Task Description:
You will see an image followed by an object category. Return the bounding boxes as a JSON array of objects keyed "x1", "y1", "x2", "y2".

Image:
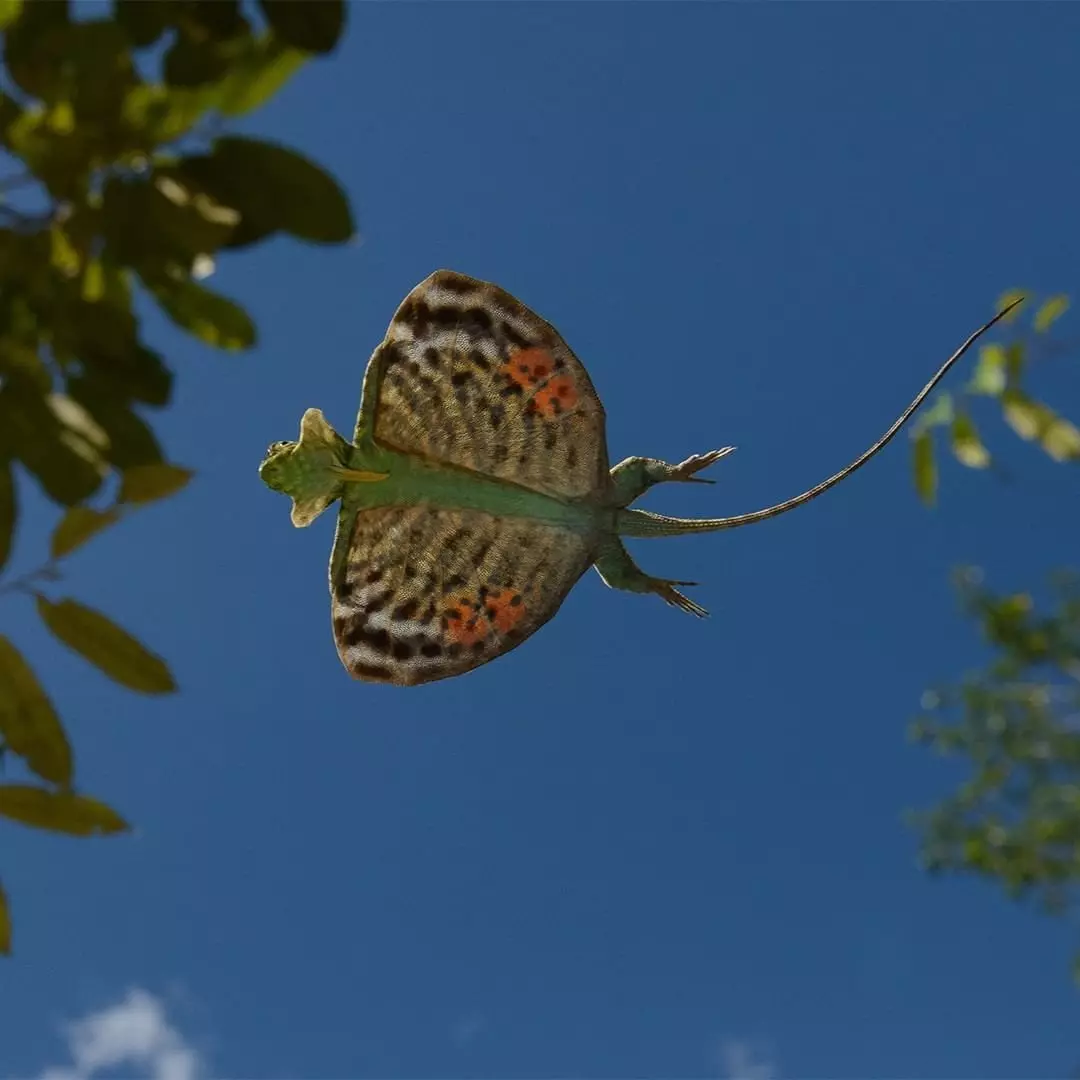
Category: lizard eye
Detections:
[{"x1": 266, "y1": 440, "x2": 290, "y2": 456}]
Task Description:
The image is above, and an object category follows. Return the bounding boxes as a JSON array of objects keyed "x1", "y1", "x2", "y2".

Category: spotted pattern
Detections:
[
  {"x1": 331, "y1": 504, "x2": 595, "y2": 685},
  {"x1": 356, "y1": 270, "x2": 610, "y2": 501}
]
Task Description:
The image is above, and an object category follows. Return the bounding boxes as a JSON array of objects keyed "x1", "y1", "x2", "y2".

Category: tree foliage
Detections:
[
  {"x1": 907, "y1": 292, "x2": 1080, "y2": 980},
  {"x1": 0, "y1": 0, "x2": 352, "y2": 954}
]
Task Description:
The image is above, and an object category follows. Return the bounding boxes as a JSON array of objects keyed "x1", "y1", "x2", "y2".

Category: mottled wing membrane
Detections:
[
  {"x1": 360, "y1": 270, "x2": 610, "y2": 500},
  {"x1": 331, "y1": 504, "x2": 594, "y2": 686}
]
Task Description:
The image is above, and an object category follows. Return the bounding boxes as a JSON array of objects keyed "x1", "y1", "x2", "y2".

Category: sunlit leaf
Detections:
[
  {"x1": 1041, "y1": 415, "x2": 1080, "y2": 463},
  {"x1": 911, "y1": 391, "x2": 953, "y2": 437},
  {"x1": 0, "y1": 460, "x2": 14, "y2": 573},
  {"x1": 216, "y1": 33, "x2": 306, "y2": 116},
  {"x1": 997, "y1": 289, "x2": 1027, "y2": 323},
  {"x1": 35, "y1": 597, "x2": 176, "y2": 694},
  {"x1": 913, "y1": 429, "x2": 937, "y2": 507},
  {"x1": 1000, "y1": 392, "x2": 1080, "y2": 460},
  {"x1": 259, "y1": 0, "x2": 345, "y2": 54},
  {"x1": 0, "y1": 785, "x2": 128, "y2": 836},
  {"x1": 950, "y1": 411, "x2": 991, "y2": 469},
  {"x1": 967, "y1": 344, "x2": 1007, "y2": 397},
  {"x1": 68, "y1": 377, "x2": 163, "y2": 469},
  {"x1": 117, "y1": 463, "x2": 192, "y2": 505},
  {"x1": 0, "y1": 1, "x2": 23, "y2": 32},
  {"x1": 178, "y1": 136, "x2": 355, "y2": 245},
  {"x1": 1034, "y1": 295, "x2": 1070, "y2": 333},
  {"x1": 50, "y1": 506, "x2": 120, "y2": 560},
  {"x1": 151, "y1": 278, "x2": 256, "y2": 350},
  {"x1": 0, "y1": 635, "x2": 72, "y2": 787}
]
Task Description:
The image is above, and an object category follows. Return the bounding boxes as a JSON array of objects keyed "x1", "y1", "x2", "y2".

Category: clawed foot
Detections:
[
  {"x1": 669, "y1": 447, "x2": 737, "y2": 484},
  {"x1": 649, "y1": 578, "x2": 709, "y2": 618}
]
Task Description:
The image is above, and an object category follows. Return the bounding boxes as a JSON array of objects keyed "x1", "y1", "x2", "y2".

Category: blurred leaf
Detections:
[
  {"x1": 151, "y1": 278, "x2": 255, "y2": 349},
  {"x1": 997, "y1": 289, "x2": 1027, "y2": 323},
  {"x1": 259, "y1": 0, "x2": 345, "y2": 54},
  {"x1": 0, "y1": 460, "x2": 14, "y2": 573},
  {"x1": 913, "y1": 429, "x2": 937, "y2": 507},
  {"x1": 117, "y1": 463, "x2": 192, "y2": 505},
  {"x1": 178, "y1": 135, "x2": 354, "y2": 245},
  {"x1": 114, "y1": 0, "x2": 170, "y2": 47},
  {"x1": 68, "y1": 377, "x2": 163, "y2": 469},
  {"x1": 2, "y1": 0, "x2": 70, "y2": 102},
  {"x1": 82, "y1": 342, "x2": 173, "y2": 409},
  {"x1": 0, "y1": 385, "x2": 104, "y2": 506},
  {"x1": 0, "y1": 635, "x2": 72, "y2": 787},
  {"x1": 0, "y1": 785, "x2": 128, "y2": 836},
  {"x1": 165, "y1": 32, "x2": 233, "y2": 87},
  {"x1": 951, "y1": 411, "x2": 990, "y2": 469},
  {"x1": 1034, "y1": 295, "x2": 1070, "y2": 333},
  {"x1": 0, "y1": 879, "x2": 9, "y2": 955},
  {"x1": 912, "y1": 391, "x2": 953, "y2": 438},
  {"x1": 1042, "y1": 416, "x2": 1080, "y2": 463},
  {"x1": 120, "y1": 83, "x2": 215, "y2": 146},
  {"x1": 968, "y1": 344, "x2": 1007, "y2": 397},
  {"x1": 0, "y1": 1, "x2": 23, "y2": 32},
  {"x1": 50, "y1": 507, "x2": 121, "y2": 560},
  {"x1": 35, "y1": 597, "x2": 176, "y2": 695},
  {"x1": 216, "y1": 33, "x2": 306, "y2": 116},
  {"x1": 1002, "y1": 391, "x2": 1080, "y2": 461}
]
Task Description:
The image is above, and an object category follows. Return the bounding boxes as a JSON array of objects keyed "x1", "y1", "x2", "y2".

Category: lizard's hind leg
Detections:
[
  {"x1": 609, "y1": 448, "x2": 735, "y2": 507},
  {"x1": 592, "y1": 539, "x2": 709, "y2": 618}
]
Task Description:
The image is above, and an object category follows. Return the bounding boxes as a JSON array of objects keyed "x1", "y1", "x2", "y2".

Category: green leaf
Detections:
[
  {"x1": 151, "y1": 278, "x2": 256, "y2": 350},
  {"x1": 121, "y1": 83, "x2": 216, "y2": 147},
  {"x1": 50, "y1": 507, "x2": 121, "y2": 559},
  {"x1": 1002, "y1": 391, "x2": 1080, "y2": 463},
  {"x1": 997, "y1": 289, "x2": 1027, "y2": 323},
  {"x1": 0, "y1": 784, "x2": 128, "y2": 836},
  {"x1": 0, "y1": 460, "x2": 14, "y2": 574},
  {"x1": 950, "y1": 411, "x2": 991, "y2": 469},
  {"x1": 118, "y1": 463, "x2": 192, "y2": 505},
  {"x1": 0, "y1": 635, "x2": 73, "y2": 787},
  {"x1": 35, "y1": 596, "x2": 176, "y2": 694},
  {"x1": 0, "y1": 385, "x2": 105, "y2": 506},
  {"x1": 82, "y1": 343, "x2": 173, "y2": 409},
  {"x1": 216, "y1": 33, "x2": 307, "y2": 116},
  {"x1": 913, "y1": 429, "x2": 937, "y2": 507},
  {"x1": 114, "y1": 0, "x2": 170, "y2": 47},
  {"x1": 68, "y1": 377, "x2": 163, "y2": 469},
  {"x1": 1033, "y1": 295, "x2": 1070, "y2": 333},
  {"x1": 259, "y1": 0, "x2": 345, "y2": 53},
  {"x1": 0, "y1": 879, "x2": 10, "y2": 955},
  {"x1": 0, "y1": 1, "x2": 23, "y2": 32},
  {"x1": 179, "y1": 135, "x2": 355, "y2": 245},
  {"x1": 911, "y1": 391, "x2": 953, "y2": 437},
  {"x1": 967, "y1": 344, "x2": 1007, "y2": 397}
]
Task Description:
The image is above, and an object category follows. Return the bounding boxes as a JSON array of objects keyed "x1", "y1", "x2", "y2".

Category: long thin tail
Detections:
[{"x1": 617, "y1": 299, "x2": 1023, "y2": 539}]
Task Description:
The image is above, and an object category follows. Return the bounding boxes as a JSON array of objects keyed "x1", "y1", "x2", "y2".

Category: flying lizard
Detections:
[{"x1": 260, "y1": 269, "x2": 1019, "y2": 686}]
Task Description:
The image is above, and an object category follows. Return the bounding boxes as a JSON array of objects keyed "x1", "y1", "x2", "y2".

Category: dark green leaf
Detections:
[
  {"x1": 35, "y1": 596, "x2": 176, "y2": 694},
  {"x1": 0, "y1": 784, "x2": 128, "y2": 836},
  {"x1": 950, "y1": 411, "x2": 990, "y2": 469},
  {"x1": 0, "y1": 634, "x2": 72, "y2": 787},
  {"x1": 178, "y1": 135, "x2": 355, "y2": 245},
  {"x1": 118, "y1": 463, "x2": 192, "y2": 505},
  {"x1": 259, "y1": 0, "x2": 344, "y2": 54},
  {"x1": 182, "y1": 0, "x2": 247, "y2": 41},
  {"x1": 0, "y1": 879, "x2": 10, "y2": 955},
  {"x1": 0, "y1": 460, "x2": 14, "y2": 574},
  {"x1": 1034, "y1": 295, "x2": 1070, "y2": 333},
  {"x1": 215, "y1": 33, "x2": 306, "y2": 116},
  {"x1": 114, "y1": 0, "x2": 172, "y2": 47},
  {"x1": 165, "y1": 32, "x2": 233, "y2": 87},
  {"x1": 151, "y1": 277, "x2": 256, "y2": 350},
  {"x1": 50, "y1": 506, "x2": 121, "y2": 559},
  {"x1": 82, "y1": 343, "x2": 173, "y2": 409},
  {"x1": 68, "y1": 377, "x2": 163, "y2": 469},
  {"x1": 2, "y1": 0, "x2": 70, "y2": 102},
  {"x1": 913, "y1": 429, "x2": 937, "y2": 507},
  {"x1": 0, "y1": 385, "x2": 104, "y2": 506}
]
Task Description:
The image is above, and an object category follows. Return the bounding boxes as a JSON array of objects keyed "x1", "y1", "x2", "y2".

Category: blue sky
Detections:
[{"x1": 4, "y1": 4, "x2": 1080, "y2": 1078}]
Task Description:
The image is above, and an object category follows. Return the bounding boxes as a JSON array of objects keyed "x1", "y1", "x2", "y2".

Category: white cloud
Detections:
[
  {"x1": 717, "y1": 1036, "x2": 777, "y2": 1080},
  {"x1": 39, "y1": 988, "x2": 204, "y2": 1080}
]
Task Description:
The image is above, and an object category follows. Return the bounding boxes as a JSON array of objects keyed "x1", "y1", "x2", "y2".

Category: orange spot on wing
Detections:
[
  {"x1": 531, "y1": 375, "x2": 578, "y2": 417},
  {"x1": 444, "y1": 589, "x2": 526, "y2": 643}
]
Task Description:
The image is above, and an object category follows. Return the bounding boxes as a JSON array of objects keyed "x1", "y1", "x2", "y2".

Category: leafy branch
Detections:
[
  {"x1": 910, "y1": 292, "x2": 1077, "y2": 505},
  {"x1": 0, "y1": 0, "x2": 354, "y2": 956}
]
